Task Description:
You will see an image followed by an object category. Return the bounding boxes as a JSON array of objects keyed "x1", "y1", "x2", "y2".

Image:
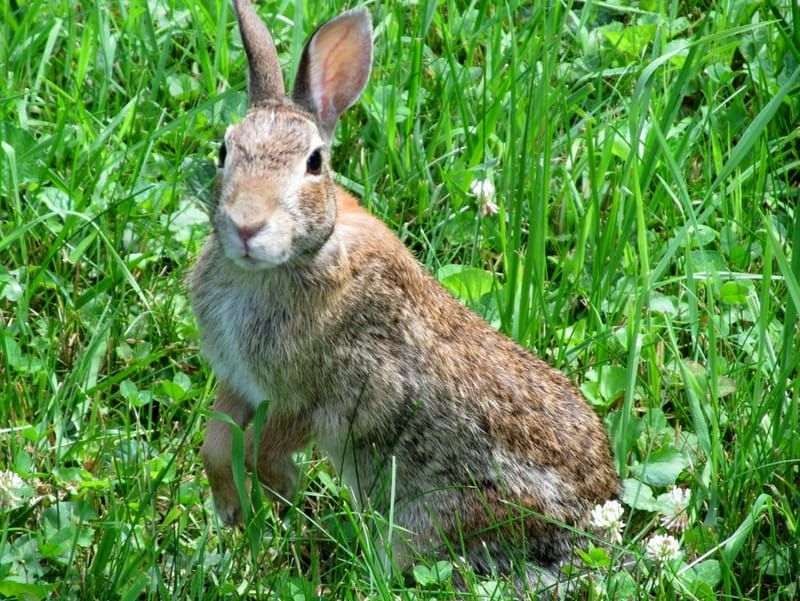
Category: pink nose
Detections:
[{"x1": 237, "y1": 223, "x2": 263, "y2": 243}]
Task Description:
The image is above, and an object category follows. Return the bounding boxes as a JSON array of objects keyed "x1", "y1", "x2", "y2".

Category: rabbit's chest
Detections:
[{"x1": 199, "y1": 288, "x2": 299, "y2": 408}]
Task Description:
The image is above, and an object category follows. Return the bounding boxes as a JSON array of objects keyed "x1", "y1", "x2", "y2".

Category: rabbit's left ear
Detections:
[{"x1": 292, "y1": 8, "x2": 372, "y2": 139}]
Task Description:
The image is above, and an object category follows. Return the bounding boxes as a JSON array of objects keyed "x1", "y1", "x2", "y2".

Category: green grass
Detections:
[{"x1": 1, "y1": 0, "x2": 799, "y2": 598}]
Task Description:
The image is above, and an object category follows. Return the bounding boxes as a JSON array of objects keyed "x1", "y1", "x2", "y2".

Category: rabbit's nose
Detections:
[{"x1": 237, "y1": 223, "x2": 264, "y2": 243}]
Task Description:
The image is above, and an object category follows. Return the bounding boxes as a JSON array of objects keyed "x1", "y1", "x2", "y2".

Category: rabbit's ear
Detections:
[
  {"x1": 292, "y1": 8, "x2": 372, "y2": 138},
  {"x1": 233, "y1": 0, "x2": 285, "y2": 105}
]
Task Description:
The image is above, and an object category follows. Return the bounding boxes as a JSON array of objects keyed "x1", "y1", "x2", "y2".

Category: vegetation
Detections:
[{"x1": 1, "y1": 0, "x2": 798, "y2": 598}]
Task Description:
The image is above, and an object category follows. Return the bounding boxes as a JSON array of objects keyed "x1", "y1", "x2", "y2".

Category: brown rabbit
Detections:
[{"x1": 190, "y1": 0, "x2": 619, "y2": 582}]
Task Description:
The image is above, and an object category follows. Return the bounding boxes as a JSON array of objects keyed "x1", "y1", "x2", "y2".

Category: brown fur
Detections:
[{"x1": 189, "y1": 2, "x2": 619, "y2": 580}]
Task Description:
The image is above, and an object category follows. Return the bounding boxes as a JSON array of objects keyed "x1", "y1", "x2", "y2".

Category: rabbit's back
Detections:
[
  {"x1": 318, "y1": 199, "x2": 618, "y2": 564},
  {"x1": 336, "y1": 209, "x2": 615, "y2": 468}
]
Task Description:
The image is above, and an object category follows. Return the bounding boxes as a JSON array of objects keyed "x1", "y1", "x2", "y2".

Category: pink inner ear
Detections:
[
  {"x1": 309, "y1": 16, "x2": 370, "y2": 127},
  {"x1": 316, "y1": 88, "x2": 333, "y2": 125}
]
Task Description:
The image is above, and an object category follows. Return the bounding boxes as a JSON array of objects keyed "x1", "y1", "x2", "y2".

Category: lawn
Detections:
[{"x1": 1, "y1": 0, "x2": 799, "y2": 599}]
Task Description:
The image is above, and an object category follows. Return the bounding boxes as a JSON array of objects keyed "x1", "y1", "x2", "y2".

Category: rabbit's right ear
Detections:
[
  {"x1": 292, "y1": 8, "x2": 373, "y2": 139},
  {"x1": 233, "y1": 0, "x2": 285, "y2": 105}
]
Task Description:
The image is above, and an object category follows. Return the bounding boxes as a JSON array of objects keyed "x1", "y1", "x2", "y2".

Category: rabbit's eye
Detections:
[
  {"x1": 218, "y1": 142, "x2": 227, "y2": 167},
  {"x1": 306, "y1": 148, "x2": 322, "y2": 175}
]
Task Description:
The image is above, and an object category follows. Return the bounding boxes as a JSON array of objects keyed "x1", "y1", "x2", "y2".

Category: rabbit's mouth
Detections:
[
  {"x1": 215, "y1": 205, "x2": 296, "y2": 271},
  {"x1": 228, "y1": 249, "x2": 290, "y2": 271},
  {"x1": 232, "y1": 254, "x2": 264, "y2": 270},
  {"x1": 226, "y1": 239, "x2": 292, "y2": 271},
  {"x1": 220, "y1": 232, "x2": 294, "y2": 271}
]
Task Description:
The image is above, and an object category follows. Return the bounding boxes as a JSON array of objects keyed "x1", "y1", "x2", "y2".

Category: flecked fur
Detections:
[{"x1": 190, "y1": 1, "x2": 619, "y2": 581}]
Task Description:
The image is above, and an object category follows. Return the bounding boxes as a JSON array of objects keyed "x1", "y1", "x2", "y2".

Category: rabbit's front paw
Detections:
[
  {"x1": 207, "y1": 472, "x2": 246, "y2": 526},
  {"x1": 213, "y1": 490, "x2": 243, "y2": 526},
  {"x1": 202, "y1": 442, "x2": 245, "y2": 526},
  {"x1": 256, "y1": 458, "x2": 299, "y2": 504}
]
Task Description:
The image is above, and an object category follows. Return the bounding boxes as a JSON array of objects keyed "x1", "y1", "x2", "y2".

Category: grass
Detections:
[{"x1": 1, "y1": 0, "x2": 799, "y2": 598}]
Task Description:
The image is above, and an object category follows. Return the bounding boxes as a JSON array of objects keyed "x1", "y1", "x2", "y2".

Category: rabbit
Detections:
[{"x1": 189, "y1": 0, "x2": 620, "y2": 582}]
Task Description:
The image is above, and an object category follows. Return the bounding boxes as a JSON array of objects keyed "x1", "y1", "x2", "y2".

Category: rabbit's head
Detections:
[{"x1": 214, "y1": 1, "x2": 372, "y2": 271}]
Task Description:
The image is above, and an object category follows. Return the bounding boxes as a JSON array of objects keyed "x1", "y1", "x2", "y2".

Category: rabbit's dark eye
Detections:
[
  {"x1": 218, "y1": 142, "x2": 227, "y2": 167},
  {"x1": 306, "y1": 148, "x2": 323, "y2": 175}
]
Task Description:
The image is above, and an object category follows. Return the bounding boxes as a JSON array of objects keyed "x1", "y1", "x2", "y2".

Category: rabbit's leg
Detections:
[
  {"x1": 200, "y1": 383, "x2": 254, "y2": 526},
  {"x1": 246, "y1": 411, "x2": 311, "y2": 504},
  {"x1": 393, "y1": 488, "x2": 568, "y2": 572}
]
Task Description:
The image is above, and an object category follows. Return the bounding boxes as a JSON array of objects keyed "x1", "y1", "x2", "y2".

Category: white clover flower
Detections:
[
  {"x1": 590, "y1": 499, "x2": 625, "y2": 544},
  {"x1": 659, "y1": 486, "x2": 691, "y2": 532},
  {"x1": 0, "y1": 470, "x2": 26, "y2": 510},
  {"x1": 645, "y1": 533, "x2": 682, "y2": 564},
  {"x1": 470, "y1": 178, "x2": 496, "y2": 201},
  {"x1": 470, "y1": 178, "x2": 498, "y2": 216}
]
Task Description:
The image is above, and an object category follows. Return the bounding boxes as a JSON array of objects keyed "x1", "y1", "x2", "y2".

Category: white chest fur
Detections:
[{"x1": 198, "y1": 283, "x2": 268, "y2": 408}]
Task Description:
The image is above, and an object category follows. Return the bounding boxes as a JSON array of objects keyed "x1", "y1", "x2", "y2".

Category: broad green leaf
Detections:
[
  {"x1": 756, "y1": 541, "x2": 790, "y2": 576},
  {"x1": 690, "y1": 250, "x2": 726, "y2": 274},
  {"x1": 608, "y1": 571, "x2": 637, "y2": 600},
  {"x1": 412, "y1": 564, "x2": 434, "y2": 587},
  {"x1": 719, "y1": 281, "x2": 749, "y2": 305},
  {"x1": 693, "y1": 560, "x2": 722, "y2": 588},
  {"x1": 412, "y1": 561, "x2": 453, "y2": 586},
  {"x1": 685, "y1": 224, "x2": 717, "y2": 247},
  {"x1": 0, "y1": 581, "x2": 51, "y2": 601},
  {"x1": 437, "y1": 264, "x2": 496, "y2": 302},
  {"x1": 578, "y1": 545, "x2": 611, "y2": 568},
  {"x1": 678, "y1": 559, "x2": 721, "y2": 601},
  {"x1": 631, "y1": 447, "x2": 688, "y2": 487},
  {"x1": 621, "y1": 478, "x2": 660, "y2": 511},
  {"x1": 603, "y1": 24, "x2": 657, "y2": 57},
  {"x1": 599, "y1": 366, "x2": 628, "y2": 403},
  {"x1": 119, "y1": 380, "x2": 138, "y2": 401},
  {"x1": 649, "y1": 293, "x2": 678, "y2": 315}
]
